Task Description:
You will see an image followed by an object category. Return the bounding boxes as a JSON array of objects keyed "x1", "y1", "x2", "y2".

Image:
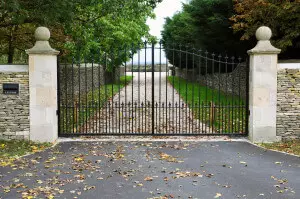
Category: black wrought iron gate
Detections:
[{"x1": 58, "y1": 43, "x2": 249, "y2": 136}]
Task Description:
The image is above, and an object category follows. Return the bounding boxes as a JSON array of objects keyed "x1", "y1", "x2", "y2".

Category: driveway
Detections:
[
  {"x1": 0, "y1": 141, "x2": 299, "y2": 199},
  {"x1": 87, "y1": 72, "x2": 209, "y2": 134}
]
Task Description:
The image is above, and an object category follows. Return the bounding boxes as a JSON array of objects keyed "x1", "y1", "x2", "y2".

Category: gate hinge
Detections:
[
  {"x1": 56, "y1": 110, "x2": 59, "y2": 116},
  {"x1": 248, "y1": 110, "x2": 251, "y2": 116}
]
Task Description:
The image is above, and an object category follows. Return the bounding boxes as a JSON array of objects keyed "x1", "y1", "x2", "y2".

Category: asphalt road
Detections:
[{"x1": 1, "y1": 141, "x2": 299, "y2": 199}]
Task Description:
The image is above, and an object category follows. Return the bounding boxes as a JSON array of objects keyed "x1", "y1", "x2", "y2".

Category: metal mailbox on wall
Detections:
[{"x1": 3, "y1": 83, "x2": 19, "y2": 94}]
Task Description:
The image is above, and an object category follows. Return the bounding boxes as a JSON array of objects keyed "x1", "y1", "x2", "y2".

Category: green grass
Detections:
[
  {"x1": 60, "y1": 75, "x2": 134, "y2": 133},
  {"x1": 168, "y1": 76, "x2": 247, "y2": 133},
  {"x1": 0, "y1": 140, "x2": 51, "y2": 167},
  {"x1": 260, "y1": 140, "x2": 300, "y2": 156}
]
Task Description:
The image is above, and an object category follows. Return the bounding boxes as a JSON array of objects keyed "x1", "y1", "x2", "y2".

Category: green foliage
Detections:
[
  {"x1": 0, "y1": 139, "x2": 51, "y2": 158},
  {"x1": 231, "y1": 0, "x2": 300, "y2": 59},
  {"x1": 162, "y1": 0, "x2": 249, "y2": 69},
  {"x1": 260, "y1": 140, "x2": 300, "y2": 156},
  {"x1": 0, "y1": 0, "x2": 162, "y2": 64}
]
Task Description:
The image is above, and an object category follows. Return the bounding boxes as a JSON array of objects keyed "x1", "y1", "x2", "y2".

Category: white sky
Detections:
[
  {"x1": 147, "y1": 0, "x2": 185, "y2": 39},
  {"x1": 130, "y1": 0, "x2": 186, "y2": 64}
]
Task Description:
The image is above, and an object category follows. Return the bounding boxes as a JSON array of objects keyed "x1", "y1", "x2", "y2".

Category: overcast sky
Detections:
[
  {"x1": 147, "y1": 0, "x2": 185, "y2": 39},
  {"x1": 131, "y1": 0, "x2": 186, "y2": 64}
]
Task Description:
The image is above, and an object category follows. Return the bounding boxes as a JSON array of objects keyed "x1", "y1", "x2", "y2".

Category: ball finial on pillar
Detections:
[
  {"x1": 255, "y1": 26, "x2": 272, "y2": 41},
  {"x1": 34, "y1": 27, "x2": 51, "y2": 41}
]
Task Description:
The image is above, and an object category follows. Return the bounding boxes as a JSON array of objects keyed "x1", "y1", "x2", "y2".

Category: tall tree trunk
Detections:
[
  {"x1": 7, "y1": 42, "x2": 14, "y2": 64},
  {"x1": 7, "y1": 27, "x2": 15, "y2": 64}
]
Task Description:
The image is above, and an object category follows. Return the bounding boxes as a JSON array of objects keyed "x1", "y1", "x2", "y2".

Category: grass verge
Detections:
[
  {"x1": 60, "y1": 75, "x2": 134, "y2": 133},
  {"x1": 259, "y1": 140, "x2": 300, "y2": 156},
  {"x1": 0, "y1": 139, "x2": 52, "y2": 167},
  {"x1": 168, "y1": 76, "x2": 246, "y2": 133}
]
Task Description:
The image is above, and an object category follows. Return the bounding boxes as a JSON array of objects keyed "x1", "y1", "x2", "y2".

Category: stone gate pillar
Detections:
[
  {"x1": 248, "y1": 26, "x2": 281, "y2": 143},
  {"x1": 26, "y1": 27, "x2": 60, "y2": 142}
]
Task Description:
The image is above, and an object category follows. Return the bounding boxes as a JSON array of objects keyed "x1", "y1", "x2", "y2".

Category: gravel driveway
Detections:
[
  {"x1": 87, "y1": 72, "x2": 209, "y2": 134},
  {"x1": 1, "y1": 141, "x2": 299, "y2": 199}
]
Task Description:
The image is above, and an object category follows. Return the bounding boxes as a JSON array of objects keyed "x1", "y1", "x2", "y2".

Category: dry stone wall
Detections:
[
  {"x1": 175, "y1": 63, "x2": 247, "y2": 99},
  {"x1": 59, "y1": 64, "x2": 124, "y2": 103},
  {"x1": 0, "y1": 70, "x2": 29, "y2": 140},
  {"x1": 277, "y1": 68, "x2": 300, "y2": 140}
]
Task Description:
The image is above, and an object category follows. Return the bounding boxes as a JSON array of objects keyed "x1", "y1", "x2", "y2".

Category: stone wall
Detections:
[
  {"x1": 175, "y1": 63, "x2": 247, "y2": 99},
  {"x1": 125, "y1": 64, "x2": 168, "y2": 72},
  {"x1": 59, "y1": 64, "x2": 124, "y2": 102},
  {"x1": 0, "y1": 65, "x2": 29, "y2": 140},
  {"x1": 277, "y1": 68, "x2": 300, "y2": 140}
]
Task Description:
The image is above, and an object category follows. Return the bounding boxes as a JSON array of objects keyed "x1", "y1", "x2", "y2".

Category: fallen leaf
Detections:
[{"x1": 144, "y1": 176, "x2": 153, "y2": 181}]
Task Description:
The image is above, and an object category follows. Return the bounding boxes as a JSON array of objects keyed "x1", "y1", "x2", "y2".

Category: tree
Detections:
[
  {"x1": 230, "y1": 0, "x2": 300, "y2": 59},
  {"x1": 161, "y1": 12, "x2": 196, "y2": 69},
  {"x1": 162, "y1": 0, "x2": 249, "y2": 71},
  {"x1": 0, "y1": 0, "x2": 78, "y2": 63},
  {"x1": 0, "y1": 0, "x2": 162, "y2": 63}
]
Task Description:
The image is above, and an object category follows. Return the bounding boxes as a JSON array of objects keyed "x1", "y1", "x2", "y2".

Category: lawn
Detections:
[
  {"x1": 168, "y1": 76, "x2": 247, "y2": 134},
  {"x1": 0, "y1": 139, "x2": 51, "y2": 167},
  {"x1": 260, "y1": 140, "x2": 300, "y2": 156},
  {"x1": 60, "y1": 75, "x2": 134, "y2": 133}
]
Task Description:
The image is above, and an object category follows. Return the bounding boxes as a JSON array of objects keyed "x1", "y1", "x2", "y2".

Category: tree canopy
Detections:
[
  {"x1": 230, "y1": 0, "x2": 300, "y2": 59},
  {"x1": 0, "y1": 0, "x2": 162, "y2": 63},
  {"x1": 161, "y1": 0, "x2": 249, "y2": 70}
]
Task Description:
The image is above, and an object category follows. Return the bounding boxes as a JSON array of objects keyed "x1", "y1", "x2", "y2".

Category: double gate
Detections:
[{"x1": 58, "y1": 43, "x2": 249, "y2": 136}]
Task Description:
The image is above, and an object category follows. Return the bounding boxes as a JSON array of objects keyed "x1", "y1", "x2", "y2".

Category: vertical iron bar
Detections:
[
  {"x1": 104, "y1": 52, "x2": 107, "y2": 133},
  {"x1": 98, "y1": 49, "x2": 101, "y2": 134},
  {"x1": 238, "y1": 58, "x2": 242, "y2": 134},
  {"x1": 144, "y1": 42, "x2": 147, "y2": 133},
  {"x1": 72, "y1": 57, "x2": 75, "y2": 134},
  {"x1": 111, "y1": 50, "x2": 114, "y2": 134},
  {"x1": 64, "y1": 58, "x2": 68, "y2": 133},
  {"x1": 231, "y1": 57, "x2": 235, "y2": 133},
  {"x1": 151, "y1": 43, "x2": 155, "y2": 134},
  {"x1": 85, "y1": 59, "x2": 88, "y2": 134},
  {"x1": 165, "y1": 45, "x2": 168, "y2": 134},
  {"x1": 135, "y1": 102, "x2": 137, "y2": 133},
  {"x1": 92, "y1": 56, "x2": 94, "y2": 133},
  {"x1": 172, "y1": 44, "x2": 175, "y2": 134},
  {"x1": 225, "y1": 56, "x2": 228, "y2": 133},
  {"x1": 78, "y1": 54, "x2": 81, "y2": 133},
  {"x1": 185, "y1": 47, "x2": 188, "y2": 134},
  {"x1": 245, "y1": 58, "x2": 250, "y2": 135},
  {"x1": 211, "y1": 53, "x2": 215, "y2": 134},
  {"x1": 175, "y1": 102, "x2": 178, "y2": 134},
  {"x1": 141, "y1": 102, "x2": 144, "y2": 133},
  {"x1": 159, "y1": 43, "x2": 161, "y2": 133},
  {"x1": 218, "y1": 55, "x2": 221, "y2": 133},
  {"x1": 241, "y1": 60, "x2": 244, "y2": 134},
  {"x1": 138, "y1": 45, "x2": 141, "y2": 133},
  {"x1": 57, "y1": 57, "x2": 61, "y2": 135},
  {"x1": 192, "y1": 48, "x2": 195, "y2": 133},
  {"x1": 205, "y1": 51, "x2": 208, "y2": 133},
  {"x1": 198, "y1": 51, "x2": 202, "y2": 134},
  {"x1": 179, "y1": 45, "x2": 182, "y2": 133},
  {"x1": 131, "y1": 44, "x2": 134, "y2": 134},
  {"x1": 155, "y1": 102, "x2": 158, "y2": 133},
  {"x1": 121, "y1": 102, "x2": 124, "y2": 134},
  {"x1": 118, "y1": 48, "x2": 121, "y2": 134},
  {"x1": 201, "y1": 101, "x2": 204, "y2": 133}
]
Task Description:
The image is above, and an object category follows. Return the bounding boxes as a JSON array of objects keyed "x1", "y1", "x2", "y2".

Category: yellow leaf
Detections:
[
  {"x1": 47, "y1": 195, "x2": 54, "y2": 199},
  {"x1": 144, "y1": 176, "x2": 153, "y2": 181},
  {"x1": 214, "y1": 193, "x2": 222, "y2": 198}
]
